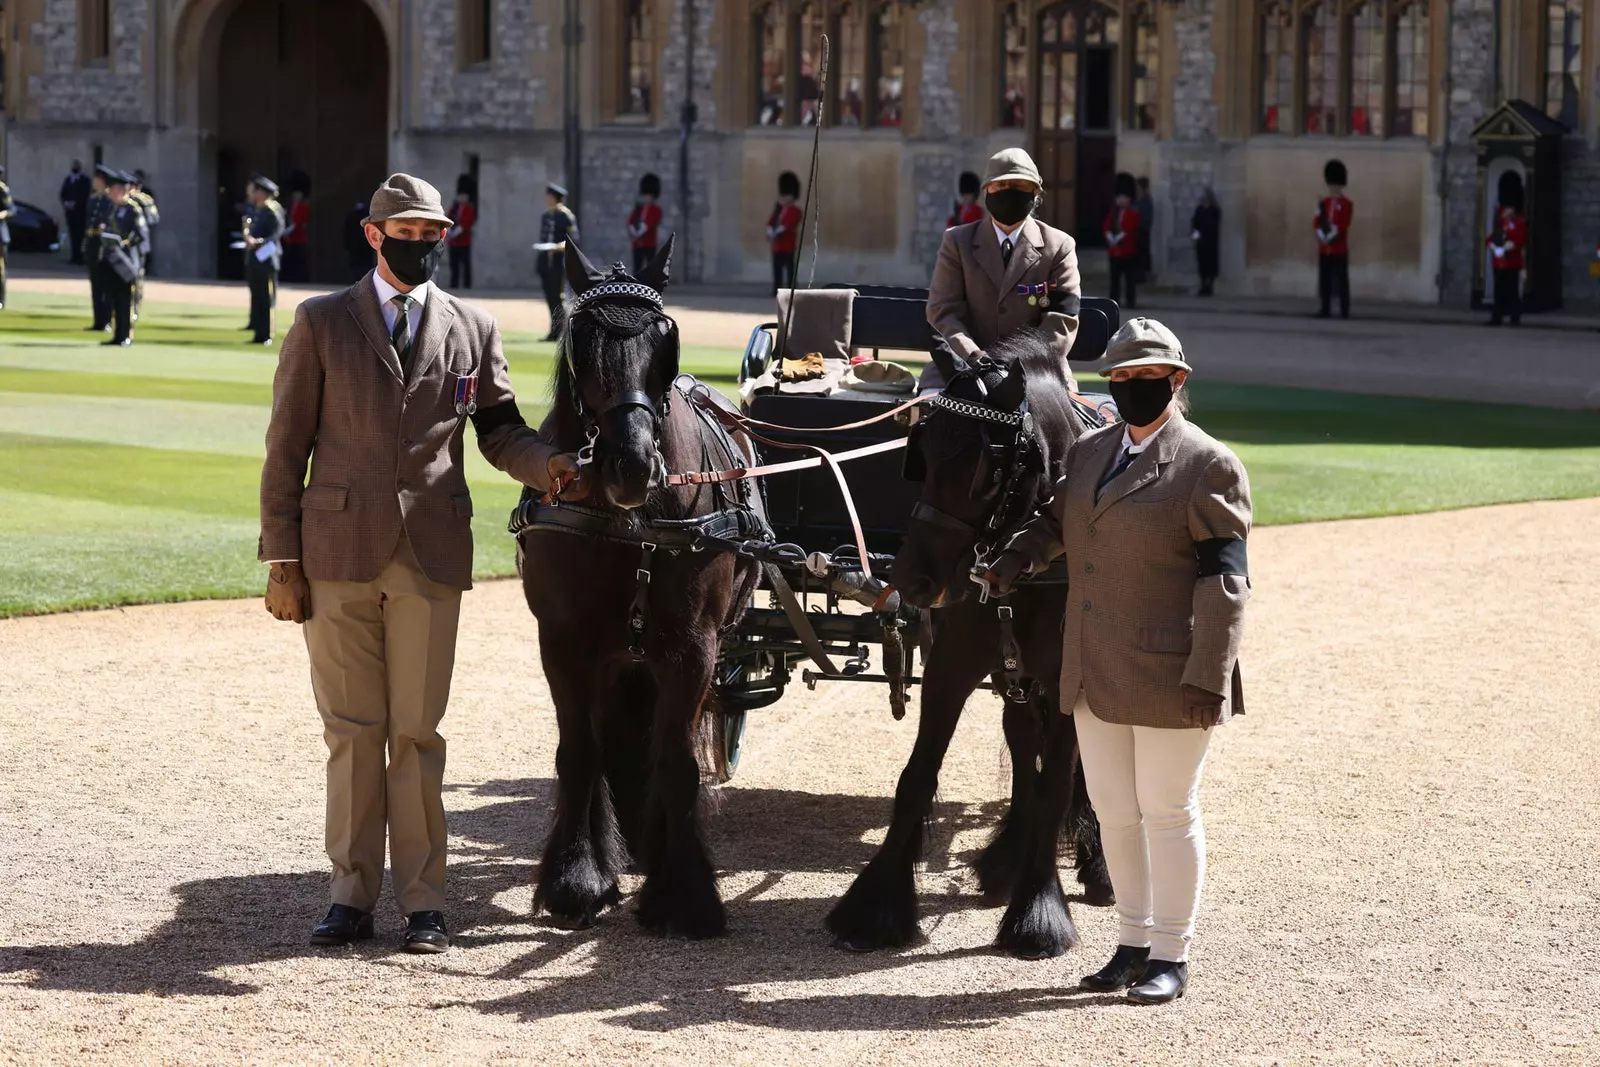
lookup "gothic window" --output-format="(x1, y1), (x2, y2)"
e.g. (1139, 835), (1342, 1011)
(1347, 3), (1382, 135)
(833, 1), (866, 126)
(1040, 7), (1080, 132)
(796, 2), (824, 125)
(870, 3), (905, 127)
(1000, 2), (1029, 128)
(622, 0), (654, 117)
(80, 0), (111, 65)
(459, 0), (492, 66)
(1392, 2), (1429, 137)
(1302, 3), (1338, 134)
(755, 3), (788, 125)
(1131, 4), (1159, 131)
(1259, 2), (1294, 132)
(1544, 0), (1582, 127)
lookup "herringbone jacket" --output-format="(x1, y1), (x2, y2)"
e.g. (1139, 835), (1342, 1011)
(1005, 411), (1252, 729)
(926, 215), (1083, 367)
(259, 273), (558, 589)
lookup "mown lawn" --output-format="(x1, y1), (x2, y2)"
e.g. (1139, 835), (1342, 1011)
(2, 289), (1597, 616)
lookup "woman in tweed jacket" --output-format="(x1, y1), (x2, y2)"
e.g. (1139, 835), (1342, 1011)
(987, 317), (1252, 1004)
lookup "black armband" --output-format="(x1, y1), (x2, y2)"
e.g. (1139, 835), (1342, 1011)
(1050, 291), (1081, 316)
(470, 399), (527, 435)
(1196, 537), (1248, 578)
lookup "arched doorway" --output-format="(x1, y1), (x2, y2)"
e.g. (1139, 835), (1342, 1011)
(212, 0), (388, 282)
(1033, 0), (1119, 245)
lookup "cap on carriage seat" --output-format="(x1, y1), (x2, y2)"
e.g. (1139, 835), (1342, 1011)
(776, 288), (856, 364)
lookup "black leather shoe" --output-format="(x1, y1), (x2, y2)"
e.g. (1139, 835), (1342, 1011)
(404, 910), (450, 954)
(310, 903), (373, 946)
(1126, 959), (1189, 1004)
(102, 338), (132, 347)
(1079, 944), (1150, 992)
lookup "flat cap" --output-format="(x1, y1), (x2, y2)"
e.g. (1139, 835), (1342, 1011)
(364, 173), (452, 225)
(982, 147), (1043, 189)
(1099, 317), (1191, 376)
(248, 173), (280, 197)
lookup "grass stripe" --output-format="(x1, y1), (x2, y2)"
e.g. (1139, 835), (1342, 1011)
(0, 367), (272, 406)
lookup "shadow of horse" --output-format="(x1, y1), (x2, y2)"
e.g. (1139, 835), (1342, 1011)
(0, 778), (1112, 1029)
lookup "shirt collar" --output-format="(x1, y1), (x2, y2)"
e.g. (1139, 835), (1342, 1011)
(373, 272), (430, 310)
(993, 220), (1024, 251)
(1121, 415), (1172, 455)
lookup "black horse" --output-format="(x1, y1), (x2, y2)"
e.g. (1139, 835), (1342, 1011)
(825, 329), (1112, 959)
(518, 237), (762, 938)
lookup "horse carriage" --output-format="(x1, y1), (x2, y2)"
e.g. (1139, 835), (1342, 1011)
(511, 238), (1123, 958)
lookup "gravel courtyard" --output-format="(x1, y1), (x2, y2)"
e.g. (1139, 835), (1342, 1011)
(2, 499), (1597, 1065)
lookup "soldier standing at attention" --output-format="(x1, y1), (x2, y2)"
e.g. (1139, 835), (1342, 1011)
(132, 170), (160, 277)
(766, 171), (803, 295)
(536, 182), (577, 341)
(925, 147), (1083, 391)
(61, 160), (92, 267)
(243, 174), (286, 345)
(85, 165), (117, 333)
(945, 171), (985, 230)
(627, 173), (663, 275)
(1105, 172), (1141, 310)
(1485, 182), (1526, 328)
(259, 173), (584, 953)
(0, 167), (12, 311)
(99, 172), (148, 347)
(1314, 159), (1353, 319)
(127, 173), (159, 322)
(446, 175), (477, 290)
(282, 187), (312, 284)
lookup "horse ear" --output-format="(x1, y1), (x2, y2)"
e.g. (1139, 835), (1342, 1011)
(637, 233), (675, 291)
(564, 238), (607, 296)
(988, 360), (1027, 411)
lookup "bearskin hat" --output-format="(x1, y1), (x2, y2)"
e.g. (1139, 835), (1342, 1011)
(778, 170), (802, 197)
(958, 171), (981, 196)
(1113, 171), (1137, 198)
(639, 172), (662, 198)
(456, 173), (477, 197)
(1324, 159), (1348, 186)
(1496, 170), (1525, 212)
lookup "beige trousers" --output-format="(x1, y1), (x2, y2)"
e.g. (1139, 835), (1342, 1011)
(304, 534), (461, 915)
(1072, 695), (1213, 963)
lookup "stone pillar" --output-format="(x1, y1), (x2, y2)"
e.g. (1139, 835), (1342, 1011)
(1439, 0), (1495, 306)
(1161, 0), (1219, 283)
(656, 0), (719, 281)
(909, 0), (962, 277)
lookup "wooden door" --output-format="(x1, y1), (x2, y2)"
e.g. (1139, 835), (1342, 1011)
(1034, 1), (1119, 245)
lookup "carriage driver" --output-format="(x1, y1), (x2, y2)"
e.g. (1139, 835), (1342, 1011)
(925, 147), (1083, 389)
(259, 173), (584, 954)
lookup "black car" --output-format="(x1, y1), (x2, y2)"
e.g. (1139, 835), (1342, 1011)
(7, 201), (63, 253)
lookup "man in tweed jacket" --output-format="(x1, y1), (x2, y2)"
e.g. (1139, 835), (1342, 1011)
(259, 174), (577, 953)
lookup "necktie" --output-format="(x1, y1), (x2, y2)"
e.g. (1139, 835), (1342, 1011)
(1001, 237), (1014, 268)
(390, 294), (415, 371)
(1096, 447), (1138, 501)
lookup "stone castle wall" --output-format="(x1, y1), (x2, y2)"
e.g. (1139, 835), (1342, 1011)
(27, 0), (150, 125)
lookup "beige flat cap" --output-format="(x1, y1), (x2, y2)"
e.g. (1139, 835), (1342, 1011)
(1099, 317), (1192, 375)
(982, 147), (1044, 189)
(363, 173), (454, 226)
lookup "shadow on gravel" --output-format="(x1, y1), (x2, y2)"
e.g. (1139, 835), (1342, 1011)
(0, 776), (1099, 1030)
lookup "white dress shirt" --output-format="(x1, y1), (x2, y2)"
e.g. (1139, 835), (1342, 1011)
(994, 220), (1022, 260)
(373, 273), (430, 340)
(1119, 412), (1172, 460)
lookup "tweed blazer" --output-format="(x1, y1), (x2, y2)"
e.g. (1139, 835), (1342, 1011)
(927, 215), (1082, 366)
(1005, 411), (1252, 729)
(259, 273), (558, 590)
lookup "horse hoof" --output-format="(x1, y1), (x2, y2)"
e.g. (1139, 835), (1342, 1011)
(1004, 937), (1068, 961)
(1079, 882), (1116, 908)
(832, 935), (881, 954)
(547, 910), (602, 931)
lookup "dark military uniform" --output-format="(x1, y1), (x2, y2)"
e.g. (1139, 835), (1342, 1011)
(127, 187), (159, 320)
(245, 177), (286, 344)
(536, 183), (578, 341)
(85, 166), (118, 330)
(0, 170), (12, 310)
(101, 190), (149, 346)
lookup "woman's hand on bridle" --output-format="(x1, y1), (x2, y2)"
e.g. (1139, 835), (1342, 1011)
(545, 453), (590, 503)
(978, 550), (1031, 597)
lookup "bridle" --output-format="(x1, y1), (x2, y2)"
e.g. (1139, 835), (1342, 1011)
(562, 273), (678, 488)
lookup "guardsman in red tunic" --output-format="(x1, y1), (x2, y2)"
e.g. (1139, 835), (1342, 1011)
(628, 173), (664, 275)
(1486, 195), (1526, 327)
(1105, 171), (1141, 310)
(766, 170), (804, 295)
(1315, 158), (1353, 319)
(946, 171), (985, 229)
(446, 174), (477, 290)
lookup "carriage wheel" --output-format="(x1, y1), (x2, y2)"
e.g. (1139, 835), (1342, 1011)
(720, 708), (748, 779)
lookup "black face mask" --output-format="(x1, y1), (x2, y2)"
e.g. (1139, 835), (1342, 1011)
(1108, 374), (1176, 428)
(986, 188), (1035, 227)
(380, 235), (445, 287)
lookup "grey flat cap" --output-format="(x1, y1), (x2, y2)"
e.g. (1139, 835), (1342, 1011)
(363, 173), (454, 226)
(1099, 317), (1192, 375)
(982, 147), (1044, 189)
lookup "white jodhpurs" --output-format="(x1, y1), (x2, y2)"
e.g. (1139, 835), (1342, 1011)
(1072, 696), (1213, 962)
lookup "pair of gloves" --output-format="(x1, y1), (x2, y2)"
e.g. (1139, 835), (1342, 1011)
(265, 453), (588, 624)
(977, 550), (1226, 729)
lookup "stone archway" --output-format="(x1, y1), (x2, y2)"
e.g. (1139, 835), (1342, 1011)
(206, 0), (390, 283)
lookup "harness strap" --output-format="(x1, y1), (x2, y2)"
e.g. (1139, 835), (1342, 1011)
(995, 600), (1032, 705)
(665, 436), (906, 486)
(629, 543), (655, 660)
(688, 385), (926, 435)
(763, 562), (841, 677)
